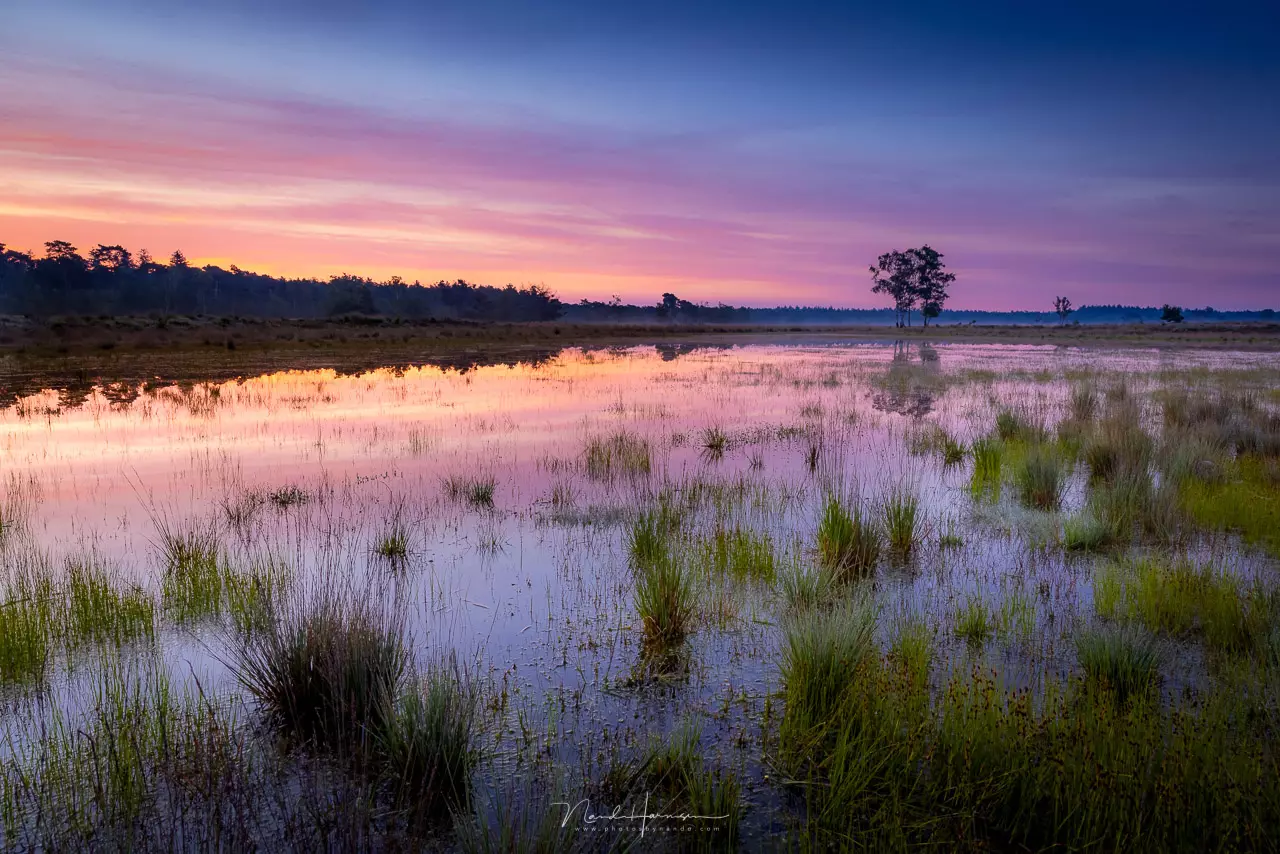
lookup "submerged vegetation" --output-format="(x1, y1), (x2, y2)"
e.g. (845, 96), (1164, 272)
(2, 342), (1280, 849)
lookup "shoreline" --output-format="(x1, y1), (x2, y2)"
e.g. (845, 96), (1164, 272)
(2, 315), (1280, 361)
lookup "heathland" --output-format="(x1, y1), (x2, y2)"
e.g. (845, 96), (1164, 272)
(1, 339), (1279, 851)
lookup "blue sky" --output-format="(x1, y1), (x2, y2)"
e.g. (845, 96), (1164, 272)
(1, 0), (1276, 308)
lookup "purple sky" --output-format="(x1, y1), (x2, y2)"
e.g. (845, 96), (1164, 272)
(1, 0), (1277, 308)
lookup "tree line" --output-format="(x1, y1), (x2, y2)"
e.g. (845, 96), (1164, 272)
(0, 240), (563, 321)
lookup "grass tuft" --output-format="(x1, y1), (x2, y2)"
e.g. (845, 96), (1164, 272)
(1075, 625), (1160, 703)
(817, 496), (881, 580)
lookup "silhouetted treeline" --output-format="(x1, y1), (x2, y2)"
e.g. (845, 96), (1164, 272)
(0, 241), (562, 321)
(2, 239), (1273, 325)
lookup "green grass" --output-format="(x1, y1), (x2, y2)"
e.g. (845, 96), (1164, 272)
(1075, 625), (1160, 704)
(797, 657), (1280, 851)
(65, 557), (155, 647)
(780, 597), (878, 749)
(995, 409), (1032, 442)
(701, 426), (729, 458)
(1014, 445), (1064, 510)
(627, 504), (679, 568)
(701, 526), (776, 581)
(1082, 418), (1152, 482)
(880, 488), (921, 556)
(816, 496), (881, 579)
(378, 662), (478, 813)
(996, 590), (1036, 640)
(1181, 456), (1280, 557)
(634, 554), (695, 648)
(0, 592), (51, 684)
(1062, 511), (1114, 551)
(230, 591), (407, 748)
(907, 424), (965, 466)
(373, 521), (411, 562)
(780, 561), (835, 611)
(445, 474), (497, 507)
(1093, 558), (1271, 653)
(890, 617), (932, 684)
(954, 597), (993, 646)
(583, 432), (652, 481)
(969, 437), (1003, 498)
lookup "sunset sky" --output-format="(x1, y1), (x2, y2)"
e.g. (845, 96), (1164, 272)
(1, 0), (1276, 309)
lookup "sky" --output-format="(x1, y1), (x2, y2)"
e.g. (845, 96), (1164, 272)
(1, 1), (1277, 310)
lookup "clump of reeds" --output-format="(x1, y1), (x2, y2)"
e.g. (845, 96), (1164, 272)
(378, 661), (478, 813)
(1082, 416), (1152, 482)
(969, 437), (1003, 497)
(907, 424), (966, 466)
(701, 426), (729, 460)
(444, 474), (497, 508)
(1075, 625), (1160, 704)
(268, 484), (309, 509)
(954, 597), (993, 646)
(702, 526), (776, 581)
(1015, 445), (1064, 510)
(780, 561), (835, 611)
(583, 432), (652, 481)
(816, 496), (881, 580)
(634, 555), (695, 649)
(880, 488), (921, 556)
(780, 597), (878, 744)
(232, 592), (407, 747)
(1062, 512), (1114, 552)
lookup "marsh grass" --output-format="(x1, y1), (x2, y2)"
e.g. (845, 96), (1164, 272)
(1181, 456), (1280, 557)
(795, 658), (1279, 851)
(1094, 558), (1272, 653)
(880, 488), (922, 556)
(444, 474), (497, 508)
(701, 526), (776, 581)
(65, 556), (155, 647)
(995, 591), (1036, 640)
(954, 598), (993, 646)
(0, 593), (51, 684)
(583, 432), (652, 481)
(780, 597), (878, 749)
(780, 561), (835, 611)
(269, 484), (309, 509)
(890, 617), (932, 684)
(1075, 625), (1160, 703)
(379, 661), (479, 813)
(1069, 381), (1098, 422)
(231, 591), (407, 748)
(816, 496), (881, 580)
(1082, 417), (1152, 483)
(969, 437), (1003, 498)
(908, 424), (965, 466)
(627, 503), (681, 568)
(634, 554), (695, 648)
(1014, 445), (1064, 510)
(700, 426), (729, 460)
(1063, 511), (1114, 551)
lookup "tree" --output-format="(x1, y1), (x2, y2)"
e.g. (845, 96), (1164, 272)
(1054, 296), (1074, 324)
(657, 292), (679, 320)
(870, 245), (954, 327)
(44, 240), (80, 262)
(870, 251), (917, 327)
(909, 245), (954, 328)
(89, 244), (133, 271)
(1161, 304), (1185, 323)
(169, 249), (189, 268)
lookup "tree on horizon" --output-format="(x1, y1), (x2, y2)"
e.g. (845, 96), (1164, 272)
(870, 245), (955, 327)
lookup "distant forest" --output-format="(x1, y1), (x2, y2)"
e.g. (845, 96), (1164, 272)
(1, 239), (1274, 325)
